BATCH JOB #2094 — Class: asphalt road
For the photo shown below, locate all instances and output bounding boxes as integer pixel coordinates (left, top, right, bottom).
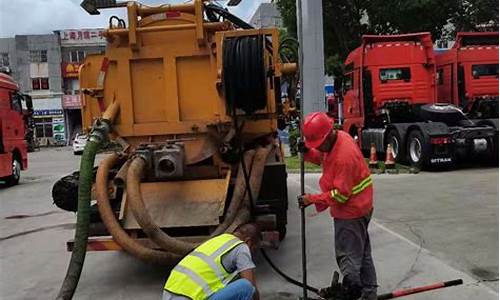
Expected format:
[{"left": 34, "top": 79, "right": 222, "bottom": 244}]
[{"left": 0, "top": 148, "right": 498, "bottom": 299}]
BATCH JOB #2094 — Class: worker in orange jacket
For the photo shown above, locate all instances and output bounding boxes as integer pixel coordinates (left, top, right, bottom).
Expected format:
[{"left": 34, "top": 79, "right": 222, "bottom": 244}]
[{"left": 298, "top": 112, "right": 377, "bottom": 300}]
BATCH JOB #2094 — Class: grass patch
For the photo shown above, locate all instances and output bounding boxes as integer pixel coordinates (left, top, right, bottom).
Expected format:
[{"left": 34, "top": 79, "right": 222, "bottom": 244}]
[{"left": 285, "top": 156, "right": 322, "bottom": 171}]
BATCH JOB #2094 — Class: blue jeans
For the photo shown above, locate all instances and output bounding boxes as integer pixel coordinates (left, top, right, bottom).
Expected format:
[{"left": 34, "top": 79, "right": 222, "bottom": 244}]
[{"left": 209, "top": 279, "right": 255, "bottom": 300}]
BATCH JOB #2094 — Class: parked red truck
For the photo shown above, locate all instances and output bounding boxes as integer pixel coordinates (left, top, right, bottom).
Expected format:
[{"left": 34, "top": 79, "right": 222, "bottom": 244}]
[
  {"left": 339, "top": 32, "right": 497, "bottom": 168},
  {"left": 0, "top": 73, "right": 30, "bottom": 186},
  {"left": 435, "top": 32, "right": 498, "bottom": 158}
]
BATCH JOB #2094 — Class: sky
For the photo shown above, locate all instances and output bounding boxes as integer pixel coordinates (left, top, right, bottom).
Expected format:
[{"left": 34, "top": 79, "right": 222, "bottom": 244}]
[{"left": 0, "top": 0, "right": 265, "bottom": 38}]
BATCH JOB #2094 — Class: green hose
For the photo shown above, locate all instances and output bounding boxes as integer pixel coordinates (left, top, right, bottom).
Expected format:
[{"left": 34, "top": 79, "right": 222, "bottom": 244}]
[{"left": 56, "top": 140, "right": 99, "bottom": 300}]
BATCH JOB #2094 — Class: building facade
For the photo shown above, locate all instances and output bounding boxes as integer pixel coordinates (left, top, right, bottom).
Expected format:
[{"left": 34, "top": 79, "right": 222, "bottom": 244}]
[
  {"left": 249, "top": 3, "right": 282, "bottom": 29},
  {"left": 55, "top": 29, "right": 106, "bottom": 143},
  {"left": 0, "top": 29, "right": 106, "bottom": 146},
  {"left": 0, "top": 34, "right": 64, "bottom": 146}
]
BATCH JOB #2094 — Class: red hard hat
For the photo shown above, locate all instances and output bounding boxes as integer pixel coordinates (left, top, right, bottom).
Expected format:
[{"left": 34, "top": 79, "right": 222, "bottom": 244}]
[{"left": 303, "top": 112, "right": 334, "bottom": 149}]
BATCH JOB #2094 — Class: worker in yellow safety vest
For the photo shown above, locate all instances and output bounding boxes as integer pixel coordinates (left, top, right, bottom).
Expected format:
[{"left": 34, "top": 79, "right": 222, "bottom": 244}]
[{"left": 163, "top": 223, "right": 261, "bottom": 300}]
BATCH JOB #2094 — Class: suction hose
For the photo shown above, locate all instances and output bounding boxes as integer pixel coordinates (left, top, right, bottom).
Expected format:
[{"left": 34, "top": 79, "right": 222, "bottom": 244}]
[
  {"left": 96, "top": 153, "right": 181, "bottom": 264},
  {"left": 226, "top": 145, "right": 273, "bottom": 232},
  {"left": 210, "top": 149, "right": 256, "bottom": 236},
  {"left": 126, "top": 157, "right": 197, "bottom": 255},
  {"left": 56, "top": 102, "right": 119, "bottom": 300}
]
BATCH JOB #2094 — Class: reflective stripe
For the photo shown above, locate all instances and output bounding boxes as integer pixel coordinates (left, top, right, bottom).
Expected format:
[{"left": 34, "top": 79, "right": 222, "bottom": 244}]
[
  {"left": 222, "top": 272, "right": 238, "bottom": 285},
  {"left": 172, "top": 264, "right": 214, "bottom": 296},
  {"left": 165, "top": 234, "right": 243, "bottom": 299},
  {"left": 330, "top": 189, "right": 348, "bottom": 203},
  {"left": 209, "top": 238, "right": 241, "bottom": 258},
  {"left": 329, "top": 176, "right": 372, "bottom": 204},
  {"left": 190, "top": 251, "right": 226, "bottom": 281},
  {"left": 352, "top": 176, "right": 372, "bottom": 195}
]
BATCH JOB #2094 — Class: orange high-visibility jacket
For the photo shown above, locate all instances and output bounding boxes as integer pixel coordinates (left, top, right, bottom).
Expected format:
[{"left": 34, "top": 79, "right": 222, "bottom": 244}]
[{"left": 305, "top": 130, "right": 373, "bottom": 219}]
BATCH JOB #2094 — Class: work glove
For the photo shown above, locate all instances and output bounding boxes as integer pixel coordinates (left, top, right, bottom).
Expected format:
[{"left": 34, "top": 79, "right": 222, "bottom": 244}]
[
  {"left": 297, "top": 194, "right": 312, "bottom": 209},
  {"left": 297, "top": 141, "right": 309, "bottom": 153}
]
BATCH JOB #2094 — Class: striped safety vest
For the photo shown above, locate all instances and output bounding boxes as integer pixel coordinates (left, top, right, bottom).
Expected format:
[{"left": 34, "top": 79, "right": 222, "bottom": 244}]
[{"left": 164, "top": 233, "right": 244, "bottom": 300}]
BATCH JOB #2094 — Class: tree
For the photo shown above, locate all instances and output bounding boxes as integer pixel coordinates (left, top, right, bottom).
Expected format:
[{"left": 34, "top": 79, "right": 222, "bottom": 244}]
[{"left": 274, "top": 0, "right": 499, "bottom": 77}]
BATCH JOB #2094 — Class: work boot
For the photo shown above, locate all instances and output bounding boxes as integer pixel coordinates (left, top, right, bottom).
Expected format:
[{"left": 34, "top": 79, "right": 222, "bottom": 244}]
[
  {"left": 319, "top": 285, "right": 360, "bottom": 300},
  {"left": 359, "top": 291, "right": 377, "bottom": 300}
]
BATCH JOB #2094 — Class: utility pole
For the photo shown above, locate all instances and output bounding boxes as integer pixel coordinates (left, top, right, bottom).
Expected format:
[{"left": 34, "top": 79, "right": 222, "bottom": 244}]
[
  {"left": 297, "top": 0, "right": 326, "bottom": 116},
  {"left": 296, "top": 1, "right": 325, "bottom": 299}
]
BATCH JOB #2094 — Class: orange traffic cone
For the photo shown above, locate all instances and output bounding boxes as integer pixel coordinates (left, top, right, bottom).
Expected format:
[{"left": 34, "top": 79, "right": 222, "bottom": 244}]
[
  {"left": 384, "top": 144, "right": 396, "bottom": 169},
  {"left": 369, "top": 143, "right": 378, "bottom": 169}
]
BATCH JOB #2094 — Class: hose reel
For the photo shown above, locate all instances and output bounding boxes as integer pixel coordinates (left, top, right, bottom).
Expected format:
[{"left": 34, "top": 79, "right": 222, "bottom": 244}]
[{"left": 222, "top": 35, "right": 268, "bottom": 114}]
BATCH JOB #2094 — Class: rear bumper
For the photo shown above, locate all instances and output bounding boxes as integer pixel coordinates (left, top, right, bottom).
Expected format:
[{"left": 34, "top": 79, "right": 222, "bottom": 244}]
[{"left": 73, "top": 144, "right": 86, "bottom": 152}]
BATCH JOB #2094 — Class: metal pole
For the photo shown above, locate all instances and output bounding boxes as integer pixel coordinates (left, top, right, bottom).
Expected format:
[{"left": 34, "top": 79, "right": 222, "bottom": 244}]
[{"left": 296, "top": 0, "right": 307, "bottom": 299}]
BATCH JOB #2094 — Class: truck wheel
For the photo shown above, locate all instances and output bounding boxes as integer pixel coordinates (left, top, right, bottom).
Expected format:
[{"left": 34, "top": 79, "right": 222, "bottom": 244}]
[
  {"left": 386, "top": 129, "right": 405, "bottom": 163},
  {"left": 5, "top": 156, "right": 21, "bottom": 186},
  {"left": 407, "top": 130, "right": 428, "bottom": 169}
]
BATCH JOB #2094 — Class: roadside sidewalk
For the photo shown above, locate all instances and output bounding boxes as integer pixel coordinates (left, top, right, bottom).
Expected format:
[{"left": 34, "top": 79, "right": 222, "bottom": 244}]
[{"left": 255, "top": 174, "right": 498, "bottom": 299}]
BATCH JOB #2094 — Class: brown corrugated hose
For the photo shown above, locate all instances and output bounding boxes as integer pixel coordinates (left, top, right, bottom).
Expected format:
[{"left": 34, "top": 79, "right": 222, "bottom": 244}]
[
  {"left": 96, "top": 153, "right": 180, "bottom": 265},
  {"left": 210, "top": 149, "right": 256, "bottom": 236},
  {"left": 227, "top": 145, "right": 273, "bottom": 231},
  {"left": 126, "top": 157, "right": 197, "bottom": 255}
]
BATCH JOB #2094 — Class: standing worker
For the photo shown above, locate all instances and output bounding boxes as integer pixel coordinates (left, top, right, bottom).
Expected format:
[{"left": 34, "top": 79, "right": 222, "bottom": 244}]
[
  {"left": 298, "top": 112, "right": 377, "bottom": 300},
  {"left": 163, "top": 223, "right": 261, "bottom": 300}
]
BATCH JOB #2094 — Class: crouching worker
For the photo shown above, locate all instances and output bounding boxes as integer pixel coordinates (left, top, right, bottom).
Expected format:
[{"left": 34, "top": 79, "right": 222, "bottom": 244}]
[{"left": 163, "top": 223, "right": 261, "bottom": 300}]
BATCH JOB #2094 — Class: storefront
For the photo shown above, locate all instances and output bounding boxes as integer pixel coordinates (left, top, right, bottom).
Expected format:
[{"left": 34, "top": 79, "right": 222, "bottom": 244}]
[
  {"left": 32, "top": 97, "right": 65, "bottom": 146},
  {"left": 56, "top": 28, "right": 106, "bottom": 144},
  {"left": 62, "top": 94, "right": 82, "bottom": 143}
]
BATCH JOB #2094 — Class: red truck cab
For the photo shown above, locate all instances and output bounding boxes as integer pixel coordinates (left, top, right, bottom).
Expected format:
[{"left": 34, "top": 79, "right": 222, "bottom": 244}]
[
  {"left": 342, "top": 32, "right": 436, "bottom": 139},
  {"left": 436, "top": 32, "right": 499, "bottom": 119},
  {"left": 340, "top": 32, "right": 497, "bottom": 168},
  {"left": 0, "top": 73, "right": 28, "bottom": 186}
]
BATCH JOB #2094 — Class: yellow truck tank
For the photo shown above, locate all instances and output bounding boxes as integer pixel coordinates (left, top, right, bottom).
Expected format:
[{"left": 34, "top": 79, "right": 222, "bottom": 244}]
[{"left": 53, "top": 0, "right": 296, "bottom": 264}]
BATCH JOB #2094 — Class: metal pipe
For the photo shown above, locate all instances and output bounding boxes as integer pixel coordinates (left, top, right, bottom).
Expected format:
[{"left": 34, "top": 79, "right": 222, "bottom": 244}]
[
  {"left": 126, "top": 157, "right": 197, "bottom": 255},
  {"left": 104, "top": 22, "right": 226, "bottom": 37},
  {"left": 377, "top": 279, "right": 463, "bottom": 299},
  {"left": 295, "top": 0, "right": 308, "bottom": 298},
  {"left": 96, "top": 153, "right": 181, "bottom": 265},
  {"left": 137, "top": 3, "right": 196, "bottom": 16}
]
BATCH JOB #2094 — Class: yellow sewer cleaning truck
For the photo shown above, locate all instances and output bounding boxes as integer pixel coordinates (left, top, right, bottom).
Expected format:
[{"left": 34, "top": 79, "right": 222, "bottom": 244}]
[{"left": 52, "top": 1, "right": 296, "bottom": 298}]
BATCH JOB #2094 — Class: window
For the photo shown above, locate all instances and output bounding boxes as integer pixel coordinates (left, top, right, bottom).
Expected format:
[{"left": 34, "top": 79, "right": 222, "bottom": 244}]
[
  {"left": 379, "top": 67, "right": 411, "bottom": 82},
  {"left": 343, "top": 73, "right": 354, "bottom": 91},
  {"left": 472, "top": 64, "right": 499, "bottom": 78},
  {"left": 70, "top": 50, "right": 85, "bottom": 63},
  {"left": 32, "top": 78, "right": 40, "bottom": 90},
  {"left": 30, "top": 50, "right": 47, "bottom": 63},
  {"left": 0, "top": 53, "right": 9, "bottom": 67},
  {"left": 10, "top": 93, "right": 22, "bottom": 113},
  {"left": 437, "top": 69, "right": 444, "bottom": 85},
  {"left": 35, "top": 117, "right": 53, "bottom": 138},
  {"left": 32, "top": 78, "right": 49, "bottom": 90},
  {"left": 41, "top": 78, "right": 49, "bottom": 89}
]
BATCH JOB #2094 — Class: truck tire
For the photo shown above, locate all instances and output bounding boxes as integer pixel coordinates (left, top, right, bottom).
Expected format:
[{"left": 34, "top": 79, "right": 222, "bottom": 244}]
[
  {"left": 4, "top": 156, "right": 21, "bottom": 186},
  {"left": 406, "top": 130, "right": 428, "bottom": 169},
  {"left": 386, "top": 129, "right": 406, "bottom": 163}
]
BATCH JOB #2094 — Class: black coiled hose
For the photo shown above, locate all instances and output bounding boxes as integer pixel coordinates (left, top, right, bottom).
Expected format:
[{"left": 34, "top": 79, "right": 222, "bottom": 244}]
[{"left": 223, "top": 35, "right": 267, "bottom": 114}]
